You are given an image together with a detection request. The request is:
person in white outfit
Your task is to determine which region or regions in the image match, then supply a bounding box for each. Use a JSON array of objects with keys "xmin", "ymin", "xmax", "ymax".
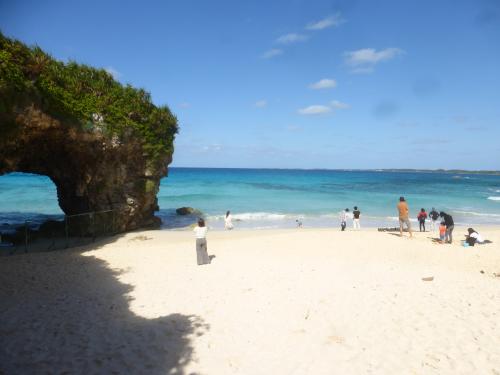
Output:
[
  {"xmin": 429, "ymin": 207, "xmax": 439, "ymax": 232},
  {"xmin": 339, "ymin": 208, "xmax": 349, "ymax": 231},
  {"xmin": 194, "ymin": 218, "xmax": 210, "ymax": 265},
  {"xmin": 224, "ymin": 210, "xmax": 234, "ymax": 230},
  {"xmin": 352, "ymin": 206, "xmax": 361, "ymax": 230}
]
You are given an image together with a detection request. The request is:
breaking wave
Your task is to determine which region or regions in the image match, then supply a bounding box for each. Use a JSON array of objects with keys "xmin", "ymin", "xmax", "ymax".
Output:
[{"xmin": 208, "ymin": 212, "xmax": 290, "ymax": 221}]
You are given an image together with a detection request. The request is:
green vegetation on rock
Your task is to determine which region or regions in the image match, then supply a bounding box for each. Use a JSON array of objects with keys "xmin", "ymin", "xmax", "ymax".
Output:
[
  {"xmin": 145, "ymin": 180, "xmax": 156, "ymax": 193},
  {"xmin": 0, "ymin": 32, "xmax": 178, "ymax": 161}
]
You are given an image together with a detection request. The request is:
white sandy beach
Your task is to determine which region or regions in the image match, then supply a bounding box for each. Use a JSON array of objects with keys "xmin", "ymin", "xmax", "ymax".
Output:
[{"xmin": 1, "ymin": 226, "xmax": 500, "ymax": 374}]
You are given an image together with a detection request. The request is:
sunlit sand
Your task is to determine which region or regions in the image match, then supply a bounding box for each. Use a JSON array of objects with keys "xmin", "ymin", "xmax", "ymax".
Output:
[{"xmin": 1, "ymin": 227, "xmax": 499, "ymax": 373}]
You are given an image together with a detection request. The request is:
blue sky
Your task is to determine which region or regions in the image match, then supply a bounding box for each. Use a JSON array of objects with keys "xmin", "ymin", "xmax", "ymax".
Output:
[{"xmin": 1, "ymin": 0, "xmax": 499, "ymax": 169}]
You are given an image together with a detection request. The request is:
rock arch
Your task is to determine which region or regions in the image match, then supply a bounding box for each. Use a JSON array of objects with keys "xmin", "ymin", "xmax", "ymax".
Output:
[{"xmin": 0, "ymin": 33, "xmax": 177, "ymax": 231}]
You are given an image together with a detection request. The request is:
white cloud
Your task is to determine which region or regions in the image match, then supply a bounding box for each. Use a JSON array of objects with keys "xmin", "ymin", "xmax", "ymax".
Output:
[
  {"xmin": 309, "ymin": 78, "xmax": 337, "ymax": 90},
  {"xmin": 344, "ymin": 48, "xmax": 404, "ymax": 72},
  {"xmin": 345, "ymin": 47, "xmax": 403, "ymax": 65},
  {"xmin": 255, "ymin": 100, "xmax": 267, "ymax": 108},
  {"xmin": 179, "ymin": 102, "xmax": 190, "ymax": 108},
  {"xmin": 202, "ymin": 144, "xmax": 223, "ymax": 152},
  {"xmin": 276, "ymin": 33, "xmax": 308, "ymax": 44},
  {"xmin": 261, "ymin": 48, "xmax": 283, "ymax": 59},
  {"xmin": 330, "ymin": 100, "xmax": 350, "ymax": 109},
  {"xmin": 105, "ymin": 67, "xmax": 122, "ymax": 79},
  {"xmin": 298, "ymin": 105, "xmax": 332, "ymax": 115},
  {"xmin": 298, "ymin": 100, "xmax": 350, "ymax": 115},
  {"xmin": 306, "ymin": 13, "xmax": 344, "ymax": 30}
]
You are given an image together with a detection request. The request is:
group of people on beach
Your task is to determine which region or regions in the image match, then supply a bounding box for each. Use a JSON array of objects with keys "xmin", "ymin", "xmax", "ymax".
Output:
[
  {"xmin": 397, "ymin": 196, "xmax": 485, "ymax": 246},
  {"xmin": 398, "ymin": 196, "xmax": 456, "ymax": 243},
  {"xmin": 193, "ymin": 198, "xmax": 488, "ymax": 265},
  {"xmin": 339, "ymin": 206, "xmax": 362, "ymax": 231}
]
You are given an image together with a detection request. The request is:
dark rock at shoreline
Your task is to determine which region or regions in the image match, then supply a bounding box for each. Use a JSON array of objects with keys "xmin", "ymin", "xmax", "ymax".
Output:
[
  {"xmin": 176, "ymin": 207, "xmax": 203, "ymax": 216},
  {"xmin": 39, "ymin": 220, "xmax": 65, "ymax": 236}
]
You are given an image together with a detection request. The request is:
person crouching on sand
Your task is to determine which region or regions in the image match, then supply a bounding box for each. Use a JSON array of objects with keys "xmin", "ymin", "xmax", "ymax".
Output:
[
  {"xmin": 397, "ymin": 196, "xmax": 413, "ymax": 238},
  {"xmin": 194, "ymin": 218, "xmax": 210, "ymax": 265},
  {"xmin": 465, "ymin": 228, "xmax": 484, "ymax": 246},
  {"xmin": 224, "ymin": 210, "xmax": 234, "ymax": 230}
]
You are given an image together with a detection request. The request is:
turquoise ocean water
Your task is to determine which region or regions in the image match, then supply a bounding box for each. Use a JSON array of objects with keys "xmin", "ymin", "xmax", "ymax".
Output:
[{"xmin": 1, "ymin": 168, "xmax": 500, "ymax": 229}]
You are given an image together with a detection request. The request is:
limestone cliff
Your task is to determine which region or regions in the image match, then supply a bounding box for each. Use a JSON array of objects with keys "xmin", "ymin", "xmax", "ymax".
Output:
[{"xmin": 0, "ymin": 33, "xmax": 178, "ymax": 231}]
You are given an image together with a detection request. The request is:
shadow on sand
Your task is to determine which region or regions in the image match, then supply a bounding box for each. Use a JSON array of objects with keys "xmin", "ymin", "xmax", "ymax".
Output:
[
  {"xmin": 385, "ymin": 232, "xmax": 404, "ymax": 238},
  {"xmin": 0, "ymin": 235, "xmax": 209, "ymax": 374}
]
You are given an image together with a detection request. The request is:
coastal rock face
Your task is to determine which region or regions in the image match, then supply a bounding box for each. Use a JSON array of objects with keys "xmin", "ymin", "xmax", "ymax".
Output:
[
  {"xmin": 0, "ymin": 33, "xmax": 177, "ymax": 232},
  {"xmin": 0, "ymin": 106, "xmax": 170, "ymax": 230}
]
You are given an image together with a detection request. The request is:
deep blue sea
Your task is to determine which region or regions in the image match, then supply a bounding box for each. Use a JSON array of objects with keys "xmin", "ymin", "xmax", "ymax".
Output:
[{"xmin": 1, "ymin": 168, "xmax": 500, "ymax": 230}]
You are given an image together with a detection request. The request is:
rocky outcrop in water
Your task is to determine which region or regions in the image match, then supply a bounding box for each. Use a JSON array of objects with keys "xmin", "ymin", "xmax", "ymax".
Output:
[
  {"xmin": 176, "ymin": 207, "xmax": 203, "ymax": 216},
  {"xmin": 0, "ymin": 33, "xmax": 178, "ymax": 231}
]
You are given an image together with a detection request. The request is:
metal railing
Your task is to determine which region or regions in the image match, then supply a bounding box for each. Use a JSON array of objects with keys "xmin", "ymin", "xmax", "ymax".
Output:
[{"xmin": 0, "ymin": 209, "xmax": 120, "ymax": 255}]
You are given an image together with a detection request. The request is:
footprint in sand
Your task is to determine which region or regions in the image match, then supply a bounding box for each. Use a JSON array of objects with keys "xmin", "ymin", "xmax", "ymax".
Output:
[{"xmin": 327, "ymin": 335, "xmax": 345, "ymax": 344}]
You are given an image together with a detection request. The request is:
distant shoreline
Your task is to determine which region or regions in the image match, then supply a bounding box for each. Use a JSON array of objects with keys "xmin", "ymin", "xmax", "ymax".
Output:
[
  {"xmin": 169, "ymin": 167, "xmax": 500, "ymax": 175},
  {"xmin": 4, "ymin": 168, "xmax": 500, "ymax": 176}
]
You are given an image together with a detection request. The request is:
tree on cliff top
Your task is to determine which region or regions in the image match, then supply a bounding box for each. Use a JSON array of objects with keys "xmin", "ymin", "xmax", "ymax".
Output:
[{"xmin": 0, "ymin": 32, "xmax": 178, "ymax": 161}]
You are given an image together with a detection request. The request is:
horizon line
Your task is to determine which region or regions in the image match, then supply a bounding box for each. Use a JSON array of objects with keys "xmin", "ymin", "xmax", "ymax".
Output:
[{"xmin": 169, "ymin": 166, "xmax": 500, "ymax": 173}]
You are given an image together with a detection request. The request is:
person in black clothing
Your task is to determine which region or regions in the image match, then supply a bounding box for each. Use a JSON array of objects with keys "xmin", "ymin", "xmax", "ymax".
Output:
[{"xmin": 439, "ymin": 211, "xmax": 454, "ymax": 243}]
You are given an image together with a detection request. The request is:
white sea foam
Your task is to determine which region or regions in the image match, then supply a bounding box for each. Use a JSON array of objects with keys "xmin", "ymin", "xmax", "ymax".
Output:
[
  {"xmin": 207, "ymin": 212, "xmax": 290, "ymax": 221},
  {"xmin": 487, "ymin": 196, "xmax": 500, "ymax": 201},
  {"xmin": 236, "ymin": 212, "xmax": 289, "ymax": 220},
  {"xmin": 317, "ymin": 213, "xmax": 341, "ymax": 219},
  {"xmin": 453, "ymin": 210, "xmax": 500, "ymax": 217},
  {"xmin": 385, "ymin": 216, "xmax": 419, "ymax": 222},
  {"xmin": 189, "ymin": 209, "xmax": 500, "ymax": 230}
]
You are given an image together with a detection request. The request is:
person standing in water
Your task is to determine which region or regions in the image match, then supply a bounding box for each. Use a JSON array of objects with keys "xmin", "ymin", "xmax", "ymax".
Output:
[
  {"xmin": 194, "ymin": 218, "xmax": 210, "ymax": 265},
  {"xmin": 429, "ymin": 207, "xmax": 439, "ymax": 232},
  {"xmin": 224, "ymin": 210, "xmax": 234, "ymax": 230},
  {"xmin": 417, "ymin": 208, "xmax": 428, "ymax": 232},
  {"xmin": 397, "ymin": 196, "xmax": 413, "ymax": 238},
  {"xmin": 439, "ymin": 211, "xmax": 454, "ymax": 244},
  {"xmin": 352, "ymin": 206, "xmax": 361, "ymax": 230}
]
